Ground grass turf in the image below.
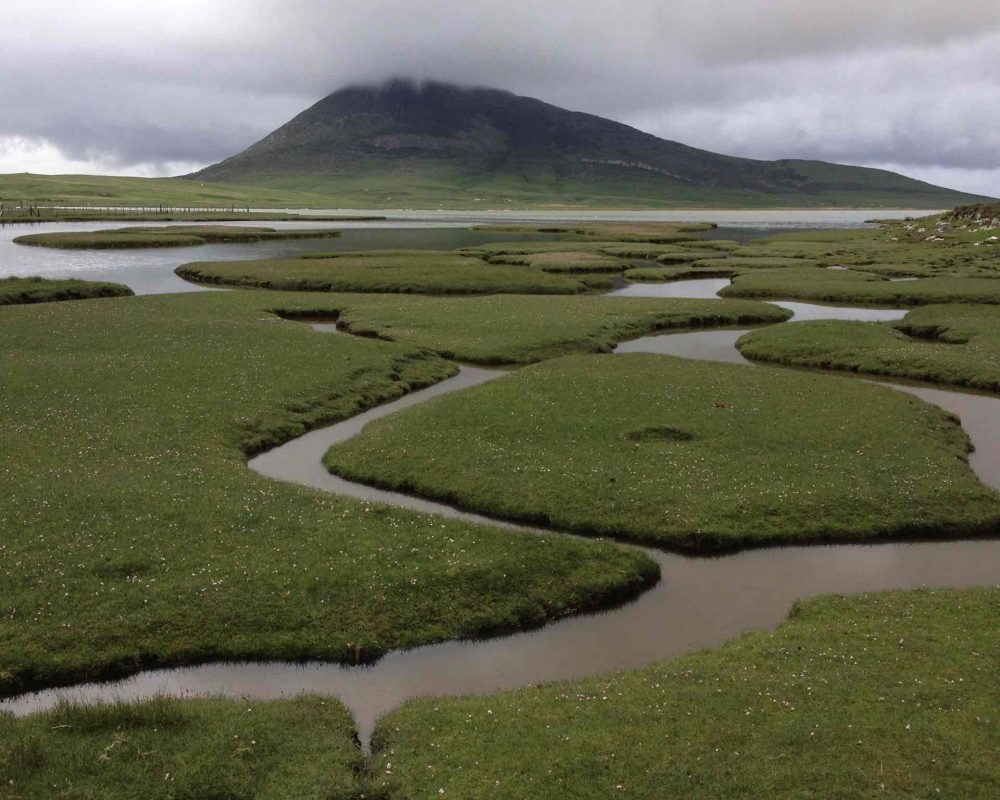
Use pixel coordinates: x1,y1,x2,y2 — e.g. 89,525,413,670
694,256,821,270
0,172,357,211
473,222,713,242
0,292,657,696
458,240,622,256
623,265,743,282
732,226,1000,277
484,251,627,273
0,696,362,799
371,587,999,799
737,304,1000,392
324,353,1000,551
0,277,133,305
720,268,1000,306
288,294,791,364
674,238,741,251
595,244,701,259
459,241,701,261
176,251,589,294
14,225,342,250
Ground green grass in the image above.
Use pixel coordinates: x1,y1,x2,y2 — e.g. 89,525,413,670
0,277,133,305
176,251,591,294
473,222,713,242
290,294,791,364
729,240,878,263
458,240,618,256
0,169,985,213
734,227,1000,277
7,589,996,798
623,265,742,282
729,230,886,262
654,251,703,264
372,587,1000,799
0,172,355,209
182,155,989,209
324,353,1000,551
0,292,657,696
484,251,626,273
737,304,1000,392
694,256,821,270
594,244,701,259
0,696,362,799
459,242,701,261
720,268,1000,306
679,238,741,251
13,225,342,250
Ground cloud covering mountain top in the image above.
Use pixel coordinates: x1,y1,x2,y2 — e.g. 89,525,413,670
2,0,997,194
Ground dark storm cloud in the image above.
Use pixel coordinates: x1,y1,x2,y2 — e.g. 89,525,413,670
2,1,998,193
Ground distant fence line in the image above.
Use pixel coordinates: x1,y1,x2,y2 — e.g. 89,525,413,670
0,203,253,217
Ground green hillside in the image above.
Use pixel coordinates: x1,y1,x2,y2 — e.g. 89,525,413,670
0,172,346,209
188,80,992,209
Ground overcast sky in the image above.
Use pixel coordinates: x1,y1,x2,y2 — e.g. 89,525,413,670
2,0,998,195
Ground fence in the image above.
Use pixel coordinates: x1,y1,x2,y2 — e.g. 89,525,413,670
0,202,253,218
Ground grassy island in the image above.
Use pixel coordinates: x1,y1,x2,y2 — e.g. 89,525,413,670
738,304,1000,392
720,269,1000,306
0,292,656,697
14,225,343,249
325,353,1000,551
0,276,134,305
176,251,593,294
286,294,791,364
473,222,714,242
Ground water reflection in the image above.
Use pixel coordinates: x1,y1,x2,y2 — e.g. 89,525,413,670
608,278,732,299
0,224,562,295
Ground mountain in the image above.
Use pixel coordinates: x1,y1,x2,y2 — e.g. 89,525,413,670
188,80,991,209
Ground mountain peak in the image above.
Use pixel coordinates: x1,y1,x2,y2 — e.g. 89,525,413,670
190,81,991,208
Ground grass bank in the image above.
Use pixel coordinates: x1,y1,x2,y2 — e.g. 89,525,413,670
738,304,1000,392
720,268,1000,306
0,292,656,697
694,256,821,270
0,696,362,799
0,277,133,305
623,265,742,282
0,172,353,210
461,241,706,260
484,251,626,273
289,294,791,364
473,222,713,242
731,226,1000,278
372,587,999,799
176,251,591,294
325,353,1000,551
459,240,623,256
13,225,343,250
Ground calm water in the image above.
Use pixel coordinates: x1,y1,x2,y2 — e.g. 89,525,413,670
0,222,559,295
268,208,930,226
1,208,924,295
608,278,909,320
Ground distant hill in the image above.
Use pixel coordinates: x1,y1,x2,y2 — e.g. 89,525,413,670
188,80,992,209
0,173,354,209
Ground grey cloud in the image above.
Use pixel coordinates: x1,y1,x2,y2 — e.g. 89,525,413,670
0,1,997,193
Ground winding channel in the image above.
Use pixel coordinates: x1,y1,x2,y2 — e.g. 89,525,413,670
4,278,999,750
